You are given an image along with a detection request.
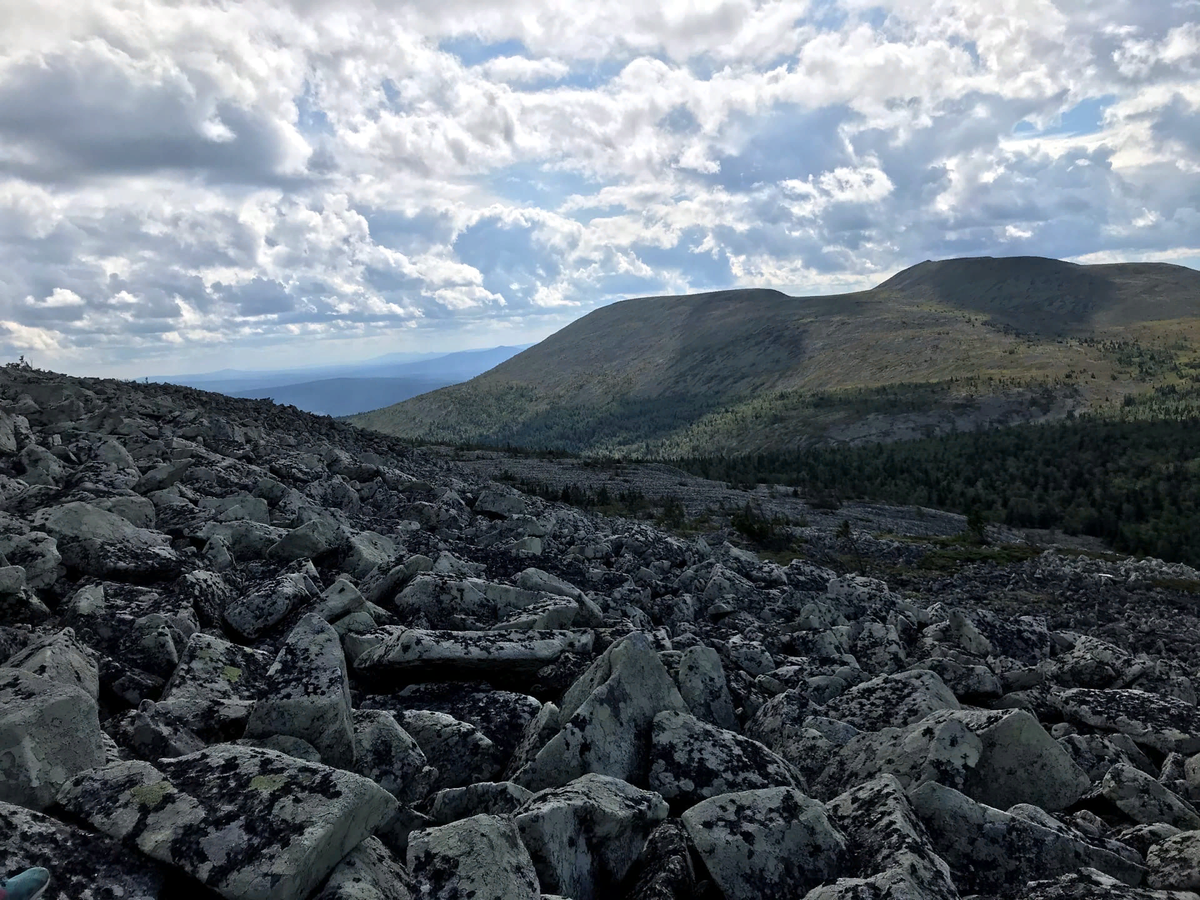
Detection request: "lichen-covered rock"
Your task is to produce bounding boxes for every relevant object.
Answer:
[1101,763,1200,829]
[617,819,697,900]
[821,669,960,732]
[1059,689,1200,755]
[515,773,669,900]
[158,632,272,742]
[675,644,739,732]
[1026,867,1200,899]
[910,780,1145,893]
[681,787,846,900]
[57,744,398,900]
[0,798,168,900]
[315,836,416,900]
[1148,830,1200,891]
[425,781,533,824]
[407,814,538,900]
[244,614,355,769]
[513,632,687,791]
[352,709,437,804]
[267,516,346,563]
[353,627,593,680]
[396,709,501,790]
[0,666,106,809]
[31,501,181,579]
[4,626,99,699]
[224,573,317,641]
[106,699,207,761]
[807,774,957,900]
[649,710,803,808]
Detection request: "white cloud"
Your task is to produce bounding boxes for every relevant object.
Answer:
[0,0,1195,376]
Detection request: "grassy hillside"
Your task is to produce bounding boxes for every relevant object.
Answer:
[351,256,1200,455]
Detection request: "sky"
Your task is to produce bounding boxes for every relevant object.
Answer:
[0,0,1198,378]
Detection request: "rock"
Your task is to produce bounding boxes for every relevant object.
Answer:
[407,814,539,900]
[4,627,99,699]
[675,644,739,732]
[1101,763,1200,829]
[516,567,586,601]
[1148,831,1200,891]
[1061,732,1159,781]
[224,573,316,641]
[397,709,501,790]
[158,632,272,741]
[0,667,106,809]
[514,632,687,791]
[681,786,845,900]
[32,501,180,579]
[821,669,960,732]
[244,614,356,769]
[352,709,438,804]
[315,837,416,900]
[1059,689,1200,755]
[515,773,669,900]
[107,700,207,760]
[617,819,697,900]
[1027,867,1200,899]
[57,744,398,900]
[268,517,345,563]
[909,780,1145,893]
[0,798,168,900]
[341,531,397,581]
[808,774,957,900]
[474,489,527,518]
[353,627,594,681]
[648,710,803,809]
[425,781,534,824]
[312,578,366,624]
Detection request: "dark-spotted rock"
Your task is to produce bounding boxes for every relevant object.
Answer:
[820,669,960,732]
[56,744,398,900]
[407,813,538,900]
[680,786,846,900]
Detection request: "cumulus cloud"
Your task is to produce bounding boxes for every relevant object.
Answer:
[0,0,1195,375]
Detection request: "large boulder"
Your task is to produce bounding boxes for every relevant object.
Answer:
[351,709,438,804]
[513,632,687,791]
[0,798,167,900]
[31,501,180,579]
[407,814,538,900]
[4,627,99,699]
[910,780,1145,893]
[57,744,398,900]
[224,573,317,641]
[675,644,739,732]
[315,836,416,900]
[680,787,846,900]
[1101,764,1200,829]
[820,669,960,732]
[0,667,106,810]
[353,628,594,681]
[515,773,669,900]
[1148,831,1200,891]
[648,710,803,809]
[396,709,502,790]
[1059,689,1200,755]
[807,774,957,900]
[244,614,355,769]
[158,632,272,741]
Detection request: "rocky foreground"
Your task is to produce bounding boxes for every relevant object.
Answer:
[3,365,1200,900]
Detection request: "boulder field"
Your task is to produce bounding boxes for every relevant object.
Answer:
[2,364,1200,899]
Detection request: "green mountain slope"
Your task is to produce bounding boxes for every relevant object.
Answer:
[351,256,1200,455]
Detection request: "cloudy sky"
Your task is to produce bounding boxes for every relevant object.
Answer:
[1,0,1198,377]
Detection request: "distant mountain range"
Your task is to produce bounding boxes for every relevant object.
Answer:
[350,256,1200,455]
[152,345,531,417]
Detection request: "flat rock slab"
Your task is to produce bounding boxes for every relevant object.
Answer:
[57,743,398,900]
[32,501,181,579]
[353,627,594,679]
[1059,689,1200,755]
[681,787,846,900]
[0,798,168,900]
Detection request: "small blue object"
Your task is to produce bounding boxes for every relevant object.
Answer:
[0,867,51,900]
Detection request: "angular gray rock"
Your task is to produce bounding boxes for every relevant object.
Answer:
[351,708,437,804]
[158,631,272,741]
[1101,763,1200,829]
[0,667,106,810]
[4,626,99,699]
[244,614,355,769]
[425,780,534,824]
[648,709,803,808]
[515,773,669,900]
[910,780,1145,893]
[1148,830,1200,891]
[353,627,594,680]
[57,744,398,900]
[224,572,316,641]
[821,669,960,732]
[397,709,502,790]
[513,632,687,791]
[1059,689,1200,755]
[315,836,416,900]
[681,786,846,900]
[407,814,539,900]
[31,501,180,579]
[0,798,167,900]
[676,644,739,732]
